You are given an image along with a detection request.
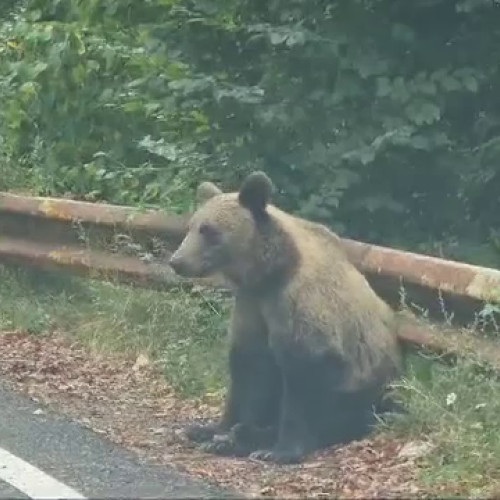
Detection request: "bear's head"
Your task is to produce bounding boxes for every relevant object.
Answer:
[168,171,275,283]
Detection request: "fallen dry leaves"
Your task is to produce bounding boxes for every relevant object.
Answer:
[0,330,428,498]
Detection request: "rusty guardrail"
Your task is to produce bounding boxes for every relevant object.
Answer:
[1,191,500,366]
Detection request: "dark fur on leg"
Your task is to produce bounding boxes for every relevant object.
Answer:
[188,337,281,456]
[249,373,316,464]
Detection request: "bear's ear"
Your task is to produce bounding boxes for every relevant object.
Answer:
[238,171,274,216]
[196,181,222,206]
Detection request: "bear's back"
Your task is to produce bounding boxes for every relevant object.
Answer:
[264,205,402,389]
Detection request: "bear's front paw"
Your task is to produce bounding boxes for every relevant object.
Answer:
[199,433,237,456]
[184,423,217,443]
[231,422,277,449]
[248,446,304,464]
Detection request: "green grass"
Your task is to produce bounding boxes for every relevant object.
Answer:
[386,351,500,496]
[2,263,500,495]
[0,263,229,397]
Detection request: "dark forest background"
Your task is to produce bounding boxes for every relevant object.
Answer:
[1,0,500,267]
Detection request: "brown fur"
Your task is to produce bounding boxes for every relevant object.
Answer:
[169,171,403,464]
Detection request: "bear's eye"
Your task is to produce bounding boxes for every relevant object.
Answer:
[199,222,220,244]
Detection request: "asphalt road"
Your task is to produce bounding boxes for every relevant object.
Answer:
[0,383,234,499]
[0,479,29,499]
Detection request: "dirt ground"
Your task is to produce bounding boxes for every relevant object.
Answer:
[0,330,431,498]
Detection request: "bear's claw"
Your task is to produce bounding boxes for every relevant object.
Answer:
[249,447,304,464]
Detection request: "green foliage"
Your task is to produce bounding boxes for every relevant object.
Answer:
[0,0,500,261]
[0,0,210,211]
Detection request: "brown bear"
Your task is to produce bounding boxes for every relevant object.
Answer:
[168,171,403,464]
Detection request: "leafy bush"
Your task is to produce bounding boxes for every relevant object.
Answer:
[0,0,500,264]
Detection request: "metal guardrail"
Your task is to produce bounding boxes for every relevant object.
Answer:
[1,191,500,365]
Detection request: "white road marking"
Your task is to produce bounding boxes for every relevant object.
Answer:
[0,447,86,499]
